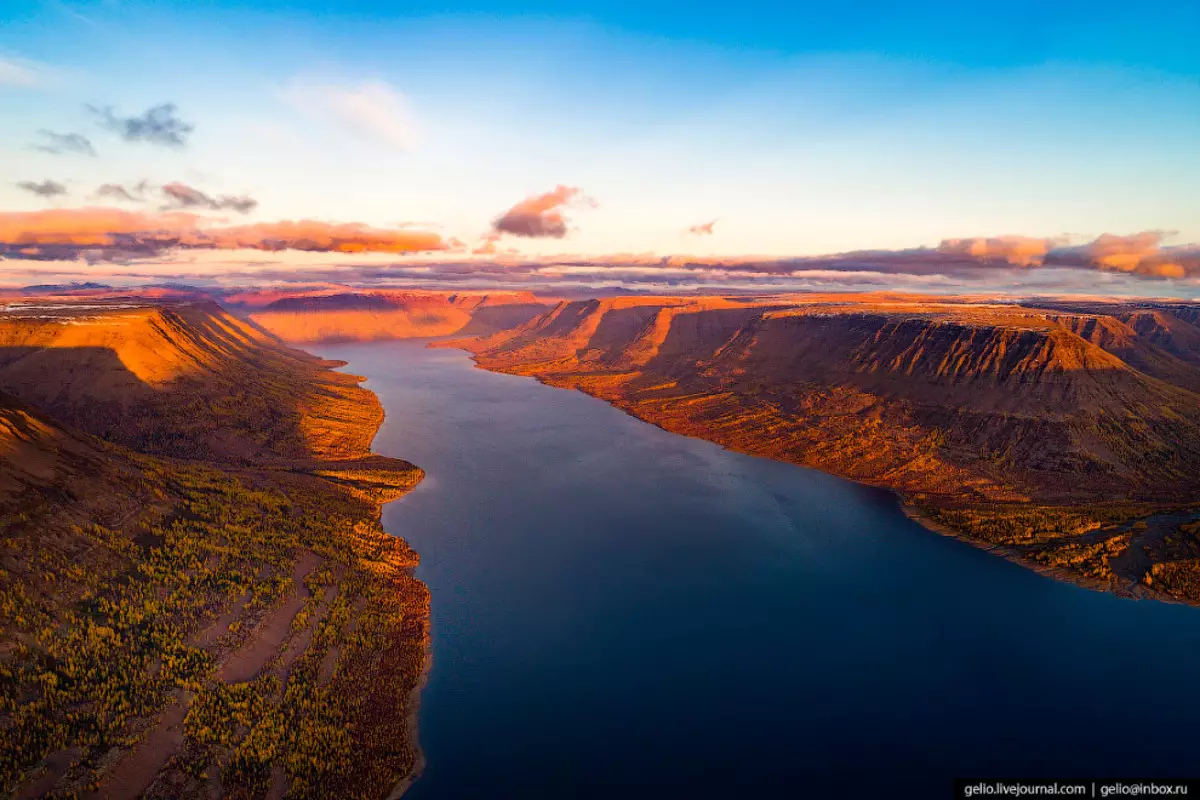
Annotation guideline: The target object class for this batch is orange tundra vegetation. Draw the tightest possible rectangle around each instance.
[0,298,429,798]
[447,292,1200,603]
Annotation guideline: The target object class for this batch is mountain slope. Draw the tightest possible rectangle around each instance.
[0,300,388,463]
[0,298,428,799]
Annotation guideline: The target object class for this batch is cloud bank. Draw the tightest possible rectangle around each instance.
[1044,231,1198,278]
[0,208,450,260]
[935,235,1060,266]
[1,211,1196,298]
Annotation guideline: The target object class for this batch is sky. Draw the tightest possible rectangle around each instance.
[1,0,1199,296]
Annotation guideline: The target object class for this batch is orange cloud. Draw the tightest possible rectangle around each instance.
[0,207,450,259]
[1083,231,1167,271]
[472,232,502,255]
[493,185,591,238]
[1045,230,1200,278]
[937,235,1058,267]
[0,208,199,248]
[198,220,448,253]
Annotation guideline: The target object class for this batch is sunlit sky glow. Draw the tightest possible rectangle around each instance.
[2,0,1198,296]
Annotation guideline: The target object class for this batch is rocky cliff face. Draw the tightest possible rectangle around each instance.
[1041,306,1200,392]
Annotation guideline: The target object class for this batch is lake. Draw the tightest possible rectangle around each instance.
[314,340,1200,799]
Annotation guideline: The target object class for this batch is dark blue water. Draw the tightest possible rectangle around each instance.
[315,340,1200,800]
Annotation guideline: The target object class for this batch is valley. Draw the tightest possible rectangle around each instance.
[5,3,1197,793]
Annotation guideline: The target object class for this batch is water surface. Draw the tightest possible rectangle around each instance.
[315,340,1200,799]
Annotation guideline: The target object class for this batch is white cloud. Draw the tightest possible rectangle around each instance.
[283,78,419,151]
[0,56,54,88]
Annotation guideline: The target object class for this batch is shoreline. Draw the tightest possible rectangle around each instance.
[897,504,1196,607]
[448,345,1197,610]
[387,631,432,800]
[321,349,435,799]
[898,504,1151,601]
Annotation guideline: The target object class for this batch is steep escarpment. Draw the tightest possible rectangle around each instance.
[230,288,548,344]
[453,294,1200,603]
[0,300,390,464]
[1037,303,1200,393]
[0,298,428,798]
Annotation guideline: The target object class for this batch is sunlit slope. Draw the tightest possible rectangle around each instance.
[0,301,393,464]
[456,295,1200,505]
[238,289,549,343]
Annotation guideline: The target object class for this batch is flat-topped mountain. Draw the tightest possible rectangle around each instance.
[225,288,550,343]
[452,293,1200,602]
[0,299,398,465]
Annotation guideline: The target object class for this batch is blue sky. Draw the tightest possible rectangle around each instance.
[1,0,1198,293]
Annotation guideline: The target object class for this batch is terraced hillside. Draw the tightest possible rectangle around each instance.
[452,293,1200,603]
[0,299,428,799]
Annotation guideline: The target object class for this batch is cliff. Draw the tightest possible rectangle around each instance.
[0,300,396,464]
